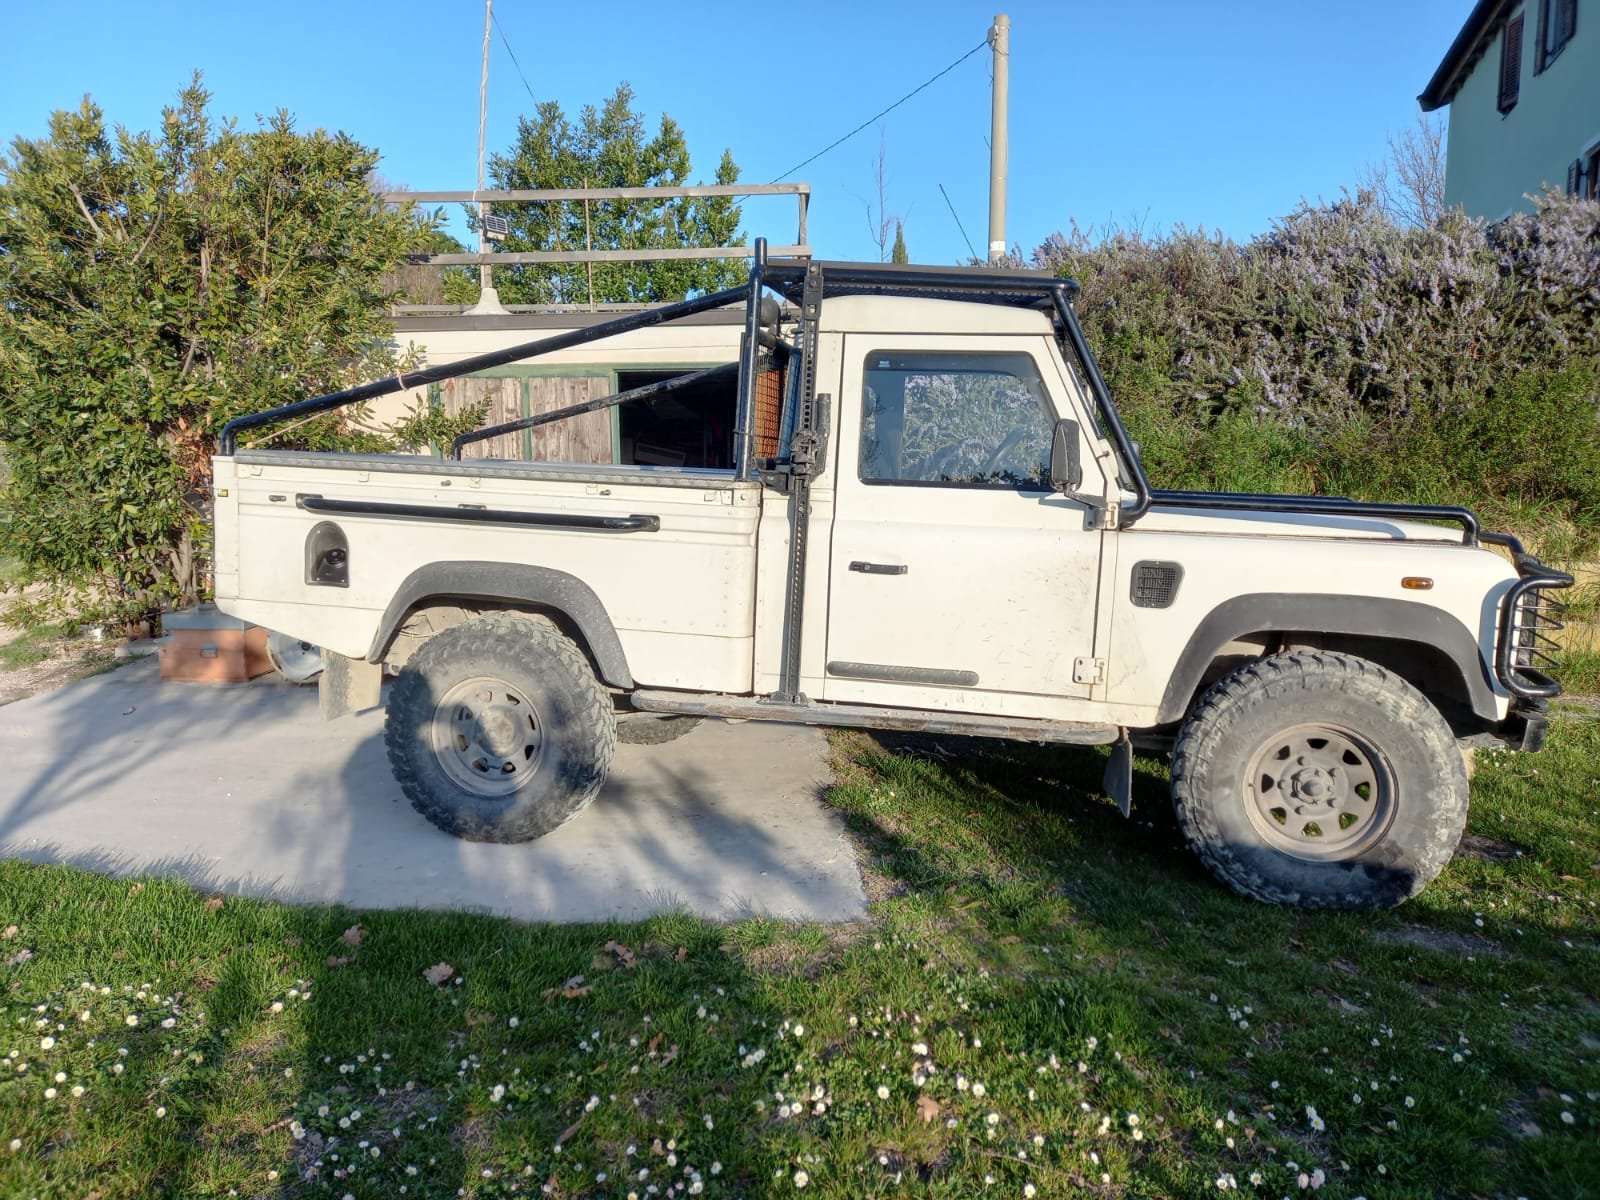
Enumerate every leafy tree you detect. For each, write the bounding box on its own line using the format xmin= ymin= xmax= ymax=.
xmin=891 ymin=220 xmax=909 ymax=264
xmin=374 ymin=176 xmax=482 ymax=305
xmin=0 ymin=78 xmax=454 ymax=628
xmin=487 ymin=84 xmax=745 ymax=304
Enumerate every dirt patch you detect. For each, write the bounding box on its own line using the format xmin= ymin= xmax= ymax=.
xmin=1370 ymin=924 xmax=1506 ymax=958
xmin=737 ymin=924 xmax=866 ymax=978
xmin=0 ymin=641 xmax=122 ymax=705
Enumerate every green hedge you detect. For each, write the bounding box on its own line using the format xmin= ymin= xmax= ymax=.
xmin=1034 ymin=191 xmax=1600 ymax=557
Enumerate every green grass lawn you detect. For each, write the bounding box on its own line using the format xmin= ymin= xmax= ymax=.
xmin=2 ymin=716 xmax=1596 ymax=1199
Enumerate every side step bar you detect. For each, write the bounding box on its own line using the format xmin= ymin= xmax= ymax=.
xmin=629 ymin=689 xmax=1120 ymax=745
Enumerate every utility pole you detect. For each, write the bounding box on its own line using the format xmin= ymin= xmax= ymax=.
xmin=468 ymin=0 xmax=507 ymax=313
xmin=987 ymin=12 xmax=1010 ymax=263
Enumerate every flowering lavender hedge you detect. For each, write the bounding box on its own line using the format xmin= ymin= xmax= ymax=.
xmin=1033 ymin=191 xmax=1600 ymax=549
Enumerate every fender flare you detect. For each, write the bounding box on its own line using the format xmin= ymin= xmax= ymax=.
xmin=367 ymin=561 xmax=633 ymax=688
xmin=1155 ymin=593 xmax=1498 ymax=724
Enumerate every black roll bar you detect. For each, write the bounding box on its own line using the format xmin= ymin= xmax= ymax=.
xmin=217 ymin=279 xmax=754 ymax=455
xmin=1049 ymin=283 xmax=1152 ymax=522
xmin=732 ymin=240 xmax=769 ymax=480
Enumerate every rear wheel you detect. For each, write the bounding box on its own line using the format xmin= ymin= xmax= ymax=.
xmin=1171 ymin=651 xmax=1468 ymax=909
xmin=384 ymin=615 xmax=615 ymax=842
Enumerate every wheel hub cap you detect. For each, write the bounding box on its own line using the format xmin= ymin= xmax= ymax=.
xmin=430 ymin=677 xmax=545 ymax=798
xmin=1244 ymin=724 xmax=1395 ymax=861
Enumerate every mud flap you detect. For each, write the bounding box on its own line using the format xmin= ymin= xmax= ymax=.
xmin=1103 ymin=729 xmax=1133 ymax=818
xmin=319 ymin=651 xmax=382 ymax=720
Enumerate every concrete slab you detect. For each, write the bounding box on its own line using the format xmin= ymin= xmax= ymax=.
xmin=0 ymin=660 xmax=865 ymax=923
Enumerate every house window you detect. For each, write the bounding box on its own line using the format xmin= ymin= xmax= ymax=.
xmin=1569 ymin=146 xmax=1600 ymax=198
xmin=1536 ymin=0 xmax=1579 ymax=72
xmin=1500 ymin=12 xmax=1525 ymax=112
xmin=859 ymin=351 xmax=1056 ymax=489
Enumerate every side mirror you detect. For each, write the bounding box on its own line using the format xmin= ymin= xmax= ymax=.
xmin=1049 ymin=418 xmax=1083 ymax=492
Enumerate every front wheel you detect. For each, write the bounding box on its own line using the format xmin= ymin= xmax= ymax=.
xmin=1171 ymin=651 xmax=1468 ymax=909
xmin=384 ymin=615 xmax=615 ymax=843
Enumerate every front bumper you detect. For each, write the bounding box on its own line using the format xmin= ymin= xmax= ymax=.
xmin=1483 ymin=530 xmax=1573 ymax=702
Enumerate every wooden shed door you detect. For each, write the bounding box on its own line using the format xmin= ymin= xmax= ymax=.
xmin=440 ymin=375 xmax=614 ymax=463
xmin=526 ymin=376 xmax=612 ymax=463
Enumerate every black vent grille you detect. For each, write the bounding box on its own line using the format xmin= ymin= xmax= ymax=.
xmin=1131 ymin=561 xmax=1183 ymax=609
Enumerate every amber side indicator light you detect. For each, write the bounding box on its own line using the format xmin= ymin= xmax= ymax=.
xmin=1401 ymin=577 xmax=1433 ymax=590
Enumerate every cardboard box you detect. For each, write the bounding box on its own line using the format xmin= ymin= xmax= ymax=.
xmin=159 ymin=607 xmax=273 ymax=684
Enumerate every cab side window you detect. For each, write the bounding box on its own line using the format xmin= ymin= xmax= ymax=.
xmin=859 ymin=351 xmax=1057 ymax=489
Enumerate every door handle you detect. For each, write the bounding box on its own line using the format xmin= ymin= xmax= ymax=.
xmin=849 ymin=561 xmax=908 ymax=575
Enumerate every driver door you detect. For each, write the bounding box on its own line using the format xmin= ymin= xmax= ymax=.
xmin=822 ymin=334 xmax=1108 ymax=718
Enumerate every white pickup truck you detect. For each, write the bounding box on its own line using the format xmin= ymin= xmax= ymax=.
xmin=211 ymin=244 xmax=1572 ymax=910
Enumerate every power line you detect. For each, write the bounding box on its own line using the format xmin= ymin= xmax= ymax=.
xmin=767 ymin=39 xmax=988 ymax=183
xmin=491 ymin=10 xmax=540 ymax=108
xmin=938 ymin=183 xmax=978 ymax=261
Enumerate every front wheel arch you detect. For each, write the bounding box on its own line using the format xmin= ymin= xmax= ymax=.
xmin=1155 ymin=593 xmax=1498 ymax=725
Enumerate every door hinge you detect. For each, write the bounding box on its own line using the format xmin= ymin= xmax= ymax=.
xmin=1073 ymin=656 xmax=1106 ymax=685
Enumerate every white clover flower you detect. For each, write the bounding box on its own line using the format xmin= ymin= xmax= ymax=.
xmin=161 ymin=1018 xmax=176 ymax=1029
xmin=111 ymin=1063 xmax=124 ymax=1076
xmin=490 ymin=1085 xmax=505 ymax=1103
xmin=508 ymin=1017 xmax=519 ymax=1028
xmin=1126 ymin=1113 xmax=1140 ymax=1126
xmin=711 ymin=1162 xmax=721 ymax=1175
xmin=1025 ymin=1185 xmax=1037 ymax=1197
xmin=125 ymin=1016 xmax=138 ymax=1027
xmin=1404 ymin=1096 xmax=1415 ymax=1109
xmin=155 ymin=1105 xmax=166 ymax=1118
xmin=1310 ymin=1167 xmax=1326 ymax=1189
xmin=1560 ymin=1111 xmax=1576 ymax=1125
xmin=38 ymin=1037 xmax=54 ymax=1050
xmin=43 ymin=1087 xmax=56 ymax=1100
xmin=911 ymin=1042 xmax=928 ymax=1055
xmin=270 ymin=1002 xmax=283 ymax=1014
xmin=793 ymin=1169 xmax=809 ymax=1188
xmin=973 ymin=1083 xmax=987 ymax=1098
xmin=793 ymin=1024 xmax=804 ymax=1037
xmin=877 ymin=1085 xmax=890 ymax=1099
xmin=986 ymin=1112 xmax=1000 ymax=1126
xmin=7 ymin=1139 xmax=19 ymax=1153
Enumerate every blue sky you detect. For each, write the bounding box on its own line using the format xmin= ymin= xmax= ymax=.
xmin=3 ymin=0 xmax=1469 ymax=264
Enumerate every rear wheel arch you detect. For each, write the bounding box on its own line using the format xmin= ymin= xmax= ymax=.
xmin=368 ymin=562 xmax=633 ymax=689
xmin=1155 ymin=593 xmax=1497 ymax=726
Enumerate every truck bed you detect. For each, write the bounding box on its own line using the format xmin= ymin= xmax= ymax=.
xmin=212 ymin=450 xmax=764 ymax=692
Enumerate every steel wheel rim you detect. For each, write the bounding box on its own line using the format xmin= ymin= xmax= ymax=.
xmin=1242 ymin=722 xmax=1395 ymax=861
xmin=429 ymin=676 xmax=546 ymax=798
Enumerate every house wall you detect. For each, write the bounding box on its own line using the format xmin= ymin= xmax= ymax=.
xmin=1444 ymin=2 xmax=1600 ymax=218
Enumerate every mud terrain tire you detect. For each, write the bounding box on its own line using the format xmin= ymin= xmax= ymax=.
xmin=385 ymin=615 xmax=615 ymax=842
xmin=1171 ymin=651 xmax=1468 ymax=909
